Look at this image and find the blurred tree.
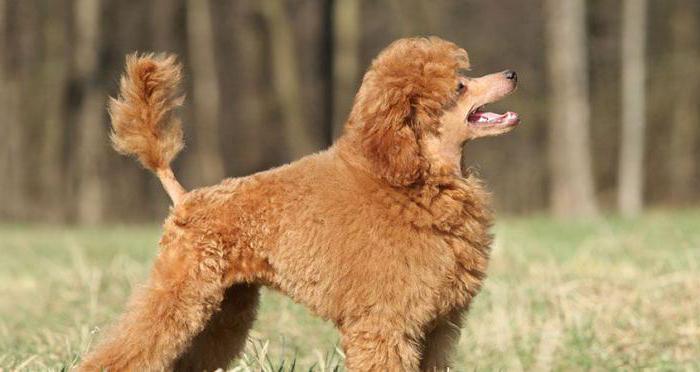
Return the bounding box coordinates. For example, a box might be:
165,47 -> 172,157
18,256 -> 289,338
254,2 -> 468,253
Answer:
0,0 -> 697,223
0,0 -> 22,219
230,0 -> 266,171
187,0 -> 226,184
588,0 -> 621,208
332,0 -> 360,137
618,0 -> 648,217
260,0 -> 322,158
152,0 -> 178,51
545,0 -> 598,218
75,0 -> 106,224
40,0 -> 69,222
388,0 -> 431,35
668,0 -> 699,203
0,1 -> 8,216
11,1 -> 44,219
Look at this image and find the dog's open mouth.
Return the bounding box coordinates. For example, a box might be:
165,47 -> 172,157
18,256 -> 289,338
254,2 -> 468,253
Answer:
467,106 -> 520,127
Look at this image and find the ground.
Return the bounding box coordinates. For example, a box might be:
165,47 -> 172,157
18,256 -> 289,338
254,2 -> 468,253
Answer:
1,210 -> 699,371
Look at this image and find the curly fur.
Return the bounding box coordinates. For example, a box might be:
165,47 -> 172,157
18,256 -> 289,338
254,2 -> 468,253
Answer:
346,37 -> 469,186
78,37 -> 503,372
109,53 -> 184,172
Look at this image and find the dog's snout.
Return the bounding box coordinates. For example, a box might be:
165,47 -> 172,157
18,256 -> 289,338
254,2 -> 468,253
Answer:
504,70 -> 517,81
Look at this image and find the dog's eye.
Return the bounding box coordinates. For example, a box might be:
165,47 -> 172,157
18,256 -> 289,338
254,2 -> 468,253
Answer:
456,82 -> 465,93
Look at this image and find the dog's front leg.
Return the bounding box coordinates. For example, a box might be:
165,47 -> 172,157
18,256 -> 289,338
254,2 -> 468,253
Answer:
340,319 -> 422,372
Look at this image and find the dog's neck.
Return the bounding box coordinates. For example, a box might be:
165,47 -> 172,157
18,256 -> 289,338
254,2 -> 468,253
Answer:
421,135 -> 465,179
334,133 -> 465,188
333,135 -> 376,180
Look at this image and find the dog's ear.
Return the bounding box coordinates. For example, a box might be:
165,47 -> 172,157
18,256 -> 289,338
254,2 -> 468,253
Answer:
356,94 -> 428,187
345,37 -> 469,186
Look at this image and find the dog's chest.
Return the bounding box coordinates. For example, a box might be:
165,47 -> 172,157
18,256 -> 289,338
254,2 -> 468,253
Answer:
419,182 -> 494,311
435,233 -> 491,312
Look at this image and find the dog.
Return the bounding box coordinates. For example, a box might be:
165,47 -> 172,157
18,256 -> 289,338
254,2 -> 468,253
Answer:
78,36 -> 519,371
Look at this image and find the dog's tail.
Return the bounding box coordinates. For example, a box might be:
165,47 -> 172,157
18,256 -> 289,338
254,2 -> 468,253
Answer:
109,53 -> 187,205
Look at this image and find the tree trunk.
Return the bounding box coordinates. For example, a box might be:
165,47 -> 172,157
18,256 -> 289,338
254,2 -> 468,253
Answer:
0,2 -> 7,215
617,0 -> 648,217
259,0 -> 322,159
151,0 -> 178,51
40,0 -> 69,222
14,0 -> 45,219
75,0 -> 106,224
0,1 -> 22,219
388,0 -> 431,35
231,1 -> 266,171
667,0 -> 698,203
545,0 -> 598,218
186,0 -> 225,184
332,0 -> 360,138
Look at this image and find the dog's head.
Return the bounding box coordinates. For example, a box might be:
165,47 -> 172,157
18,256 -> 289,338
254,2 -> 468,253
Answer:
342,37 -> 519,187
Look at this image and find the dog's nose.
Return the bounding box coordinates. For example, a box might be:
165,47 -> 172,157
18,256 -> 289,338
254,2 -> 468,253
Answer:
504,70 -> 517,81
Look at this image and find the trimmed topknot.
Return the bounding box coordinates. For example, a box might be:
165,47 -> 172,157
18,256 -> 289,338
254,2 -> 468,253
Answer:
109,53 -> 185,172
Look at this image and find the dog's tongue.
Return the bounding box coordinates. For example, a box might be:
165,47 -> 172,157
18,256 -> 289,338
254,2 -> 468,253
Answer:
468,111 -> 518,124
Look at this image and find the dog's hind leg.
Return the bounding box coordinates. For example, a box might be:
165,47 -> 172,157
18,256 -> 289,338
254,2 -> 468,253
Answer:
172,283 -> 261,371
419,309 -> 463,371
76,234 -> 234,372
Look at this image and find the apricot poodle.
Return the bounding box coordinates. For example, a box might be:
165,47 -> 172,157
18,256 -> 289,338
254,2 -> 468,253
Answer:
78,36 -> 520,371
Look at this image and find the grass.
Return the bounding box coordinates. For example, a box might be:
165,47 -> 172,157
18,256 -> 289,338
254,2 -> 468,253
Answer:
1,209 -> 699,371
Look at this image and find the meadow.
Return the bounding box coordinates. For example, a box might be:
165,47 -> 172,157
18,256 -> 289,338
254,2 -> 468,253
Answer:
1,210 -> 698,371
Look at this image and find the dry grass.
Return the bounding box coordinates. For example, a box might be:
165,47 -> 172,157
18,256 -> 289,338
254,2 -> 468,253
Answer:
1,209 -> 698,371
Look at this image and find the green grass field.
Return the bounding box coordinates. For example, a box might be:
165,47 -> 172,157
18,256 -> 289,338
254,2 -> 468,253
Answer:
1,210 -> 699,371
